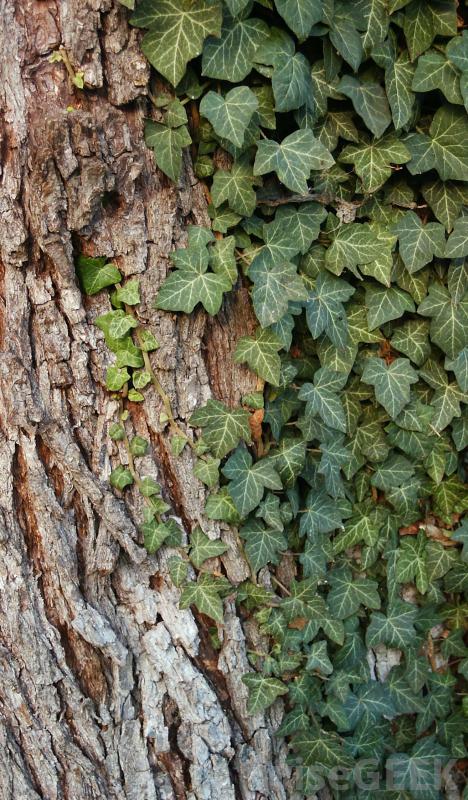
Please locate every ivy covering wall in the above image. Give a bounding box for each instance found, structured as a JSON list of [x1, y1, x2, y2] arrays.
[[78, 0, 468, 796]]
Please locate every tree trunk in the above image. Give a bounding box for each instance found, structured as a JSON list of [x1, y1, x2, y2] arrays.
[[0, 2, 298, 798]]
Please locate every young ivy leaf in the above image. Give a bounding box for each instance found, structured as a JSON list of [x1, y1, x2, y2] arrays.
[[362, 357, 419, 419], [200, 87, 258, 147], [234, 327, 283, 385], [254, 129, 334, 194], [189, 527, 227, 568], [132, 0, 222, 86], [109, 465, 134, 490], [241, 673, 288, 714], [76, 256, 121, 296]]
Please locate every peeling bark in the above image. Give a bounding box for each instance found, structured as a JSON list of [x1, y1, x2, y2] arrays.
[[0, 2, 300, 798]]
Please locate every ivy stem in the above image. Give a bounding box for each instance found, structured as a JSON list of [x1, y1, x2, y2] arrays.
[[270, 575, 291, 596]]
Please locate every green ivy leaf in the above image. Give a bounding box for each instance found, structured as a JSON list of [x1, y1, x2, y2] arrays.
[[406, 106, 468, 182], [202, 17, 268, 82], [211, 159, 258, 216], [132, 0, 222, 86], [254, 129, 334, 194], [106, 366, 130, 391], [190, 399, 251, 458], [242, 672, 288, 714], [340, 135, 411, 194], [327, 566, 381, 620], [275, 0, 322, 38], [76, 256, 121, 295], [272, 53, 313, 113], [249, 259, 308, 328], [145, 120, 192, 182], [393, 211, 446, 273], [362, 357, 418, 418], [338, 75, 391, 138], [200, 87, 258, 147], [189, 527, 227, 567], [109, 465, 134, 490], [418, 283, 468, 359], [222, 445, 282, 517], [234, 327, 283, 385]]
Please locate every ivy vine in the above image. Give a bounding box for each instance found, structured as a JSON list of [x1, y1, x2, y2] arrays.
[[78, 0, 468, 795]]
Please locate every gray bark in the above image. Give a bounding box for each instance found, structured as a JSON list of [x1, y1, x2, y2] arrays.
[[0, 2, 299, 798]]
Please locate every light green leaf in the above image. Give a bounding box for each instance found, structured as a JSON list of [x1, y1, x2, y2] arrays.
[[234, 327, 283, 385], [362, 357, 418, 418], [326, 223, 382, 275], [109, 465, 134, 490], [108, 312, 139, 339], [200, 86, 258, 147], [205, 488, 241, 523], [193, 455, 220, 487], [113, 279, 140, 306], [106, 366, 130, 391], [242, 673, 288, 714], [76, 256, 121, 295], [132, 0, 222, 86], [189, 527, 227, 568], [254, 129, 334, 194]]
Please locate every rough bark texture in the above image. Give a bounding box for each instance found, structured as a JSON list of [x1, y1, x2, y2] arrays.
[[0, 2, 300, 798]]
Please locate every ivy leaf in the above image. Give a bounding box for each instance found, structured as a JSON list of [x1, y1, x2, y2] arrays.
[[300, 489, 345, 537], [447, 347, 468, 393], [234, 327, 283, 385], [385, 51, 416, 130], [200, 87, 258, 147], [205, 488, 241, 523], [274, 435, 307, 487], [275, 0, 322, 38], [109, 465, 133, 490], [338, 76, 391, 139], [452, 519, 468, 562], [222, 445, 282, 517], [330, 15, 363, 72], [418, 283, 468, 359], [305, 271, 355, 348], [445, 216, 468, 258], [388, 738, 449, 796], [132, 0, 222, 86], [298, 367, 348, 432], [412, 50, 463, 105], [211, 159, 258, 217], [325, 223, 382, 276], [362, 0, 389, 52], [292, 729, 354, 769], [142, 518, 175, 553], [180, 575, 225, 623], [422, 180, 467, 231], [362, 357, 418, 418], [145, 120, 192, 182], [306, 641, 334, 676], [249, 259, 308, 328], [106, 366, 130, 391], [395, 531, 429, 593], [242, 673, 288, 714], [366, 601, 418, 648], [406, 106, 468, 182], [272, 53, 313, 113], [202, 16, 268, 82], [240, 519, 287, 572], [113, 279, 140, 306], [76, 256, 121, 295], [254, 129, 334, 194], [190, 399, 251, 458], [365, 284, 415, 329], [189, 527, 227, 568], [155, 243, 231, 315], [327, 567, 381, 620], [193, 455, 220, 487], [340, 135, 411, 194], [393, 211, 446, 274]]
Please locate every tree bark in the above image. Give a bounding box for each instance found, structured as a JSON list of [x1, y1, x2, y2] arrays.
[[0, 2, 299, 798]]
